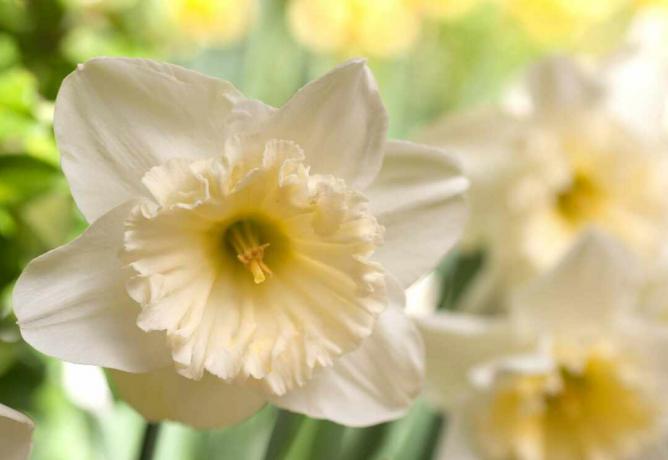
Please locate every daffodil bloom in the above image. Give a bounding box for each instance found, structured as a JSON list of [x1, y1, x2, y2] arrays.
[[12, 58, 467, 427], [0, 404, 33, 460], [417, 233, 668, 460], [287, 0, 422, 58], [421, 54, 668, 312]]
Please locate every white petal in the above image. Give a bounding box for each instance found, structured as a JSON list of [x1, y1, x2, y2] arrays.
[[511, 230, 639, 340], [526, 56, 602, 116], [270, 278, 423, 426], [405, 272, 441, 317], [418, 108, 532, 255], [436, 413, 479, 460], [366, 140, 468, 287], [416, 312, 517, 410], [14, 201, 171, 372], [55, 57, 245, 222], [258, 59, 387, 189], [110, 367, 266, 429], [617, 315, 668, 398], [0, 404, 33, 460], [604, 45, 668, 142]]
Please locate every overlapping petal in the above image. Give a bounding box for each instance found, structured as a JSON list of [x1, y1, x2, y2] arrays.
[[55, 58, 245, 222], [253, 59, 388, 190], [366, 140, 468, 287], [270, 279, 423, 426], [417, 312, 518, 410], [14, 201, 171, 372], [511, 231, 639, 339], [110, 368, 266, 429]]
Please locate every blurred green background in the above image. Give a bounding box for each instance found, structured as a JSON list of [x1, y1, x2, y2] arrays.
[[0, 0, 660, 458]]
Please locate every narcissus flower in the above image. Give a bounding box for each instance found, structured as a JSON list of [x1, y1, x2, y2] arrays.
[[287, 0, 422, 58], [0, 404, 33, 460], [421, 54, 668, 312], [418, 233, 668, 460], [13, 58, 467, 427]]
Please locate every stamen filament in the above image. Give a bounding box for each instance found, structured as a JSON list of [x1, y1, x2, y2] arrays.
[[227, 222, 273, 284]]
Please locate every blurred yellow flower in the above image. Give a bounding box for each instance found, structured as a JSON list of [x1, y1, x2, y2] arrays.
[[287, 0, 421, 58], [167, 0, 258, 45], [504, 0, 628, 47], [636, 0, 668, 7], [410, 0, 486, 20]]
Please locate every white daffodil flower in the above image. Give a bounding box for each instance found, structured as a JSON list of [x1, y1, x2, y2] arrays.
[[0, 404, 34, 460], [418, 232, 668, 460], [421, 51, 668, 313], [12, 58, 467, 427]]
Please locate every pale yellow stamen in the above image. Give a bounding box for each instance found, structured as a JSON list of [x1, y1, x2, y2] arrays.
[[227, 221, 273, 284]]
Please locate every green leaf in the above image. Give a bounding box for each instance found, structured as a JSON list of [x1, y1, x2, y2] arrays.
[[0, 34, 20, 70], [0, 68, 39, 115], [0, 155, 60, 206], [263, 410, 307, 460], [438, 250, 485, 310]]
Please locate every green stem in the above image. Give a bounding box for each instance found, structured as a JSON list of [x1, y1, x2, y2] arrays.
[[263, 410, 305, 460], [138, 422, 161, 460]]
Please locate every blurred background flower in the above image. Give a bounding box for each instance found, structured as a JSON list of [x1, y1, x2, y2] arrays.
[[2, 0, 668, 459]]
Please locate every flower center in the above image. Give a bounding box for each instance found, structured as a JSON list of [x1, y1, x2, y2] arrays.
[[555, 171, 603, 225], [225, 220, 273, 284], [124, 140, 386, 394], [477, 348, 657, 459]]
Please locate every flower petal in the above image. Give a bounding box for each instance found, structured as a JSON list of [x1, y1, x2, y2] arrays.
[[109, 367, 266, 429], [55, 57, 245, 222], [366, 140, 468, 287], [416, 312, 517, 410], [258, 59, 387, 189], [0, 404, 33, 460], [527, 56, 602, 116], [437, 413, 479, 460], [511, 230, 639, 340], [270, 277, 424, 426], [14, 201, 171, 372], [604, 43, 668, 142]]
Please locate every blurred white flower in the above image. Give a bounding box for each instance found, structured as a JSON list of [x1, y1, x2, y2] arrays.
[[422, 51, 668, 312], [62, 363, 113, 414], [0, 404, 33, 460], [418, 232, 668, 460], [13, 58, 467, 428]]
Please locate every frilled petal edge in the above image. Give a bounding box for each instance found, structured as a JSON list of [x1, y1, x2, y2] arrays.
[[270, 277, 424, 427]]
